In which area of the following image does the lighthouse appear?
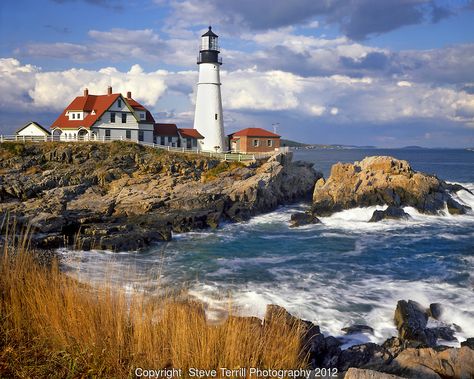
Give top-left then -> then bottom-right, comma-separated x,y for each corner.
193,26 -> 227,152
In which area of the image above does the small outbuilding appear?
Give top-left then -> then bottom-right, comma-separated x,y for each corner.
153,123 -> 204,149
16,121 -> 51,139
228,127 -> 281,153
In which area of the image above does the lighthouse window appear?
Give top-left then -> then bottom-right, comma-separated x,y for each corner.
215,113 -> 218,120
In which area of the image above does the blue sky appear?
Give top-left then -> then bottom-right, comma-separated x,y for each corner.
1,0 -> 474,147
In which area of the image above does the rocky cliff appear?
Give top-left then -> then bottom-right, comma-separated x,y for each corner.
312,156 -> 470,217
0,142 -> 321,251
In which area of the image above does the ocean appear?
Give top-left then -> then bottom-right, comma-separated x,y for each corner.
60,148 -> 474,348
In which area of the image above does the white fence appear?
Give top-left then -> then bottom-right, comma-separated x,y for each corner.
0,134 -> 289,162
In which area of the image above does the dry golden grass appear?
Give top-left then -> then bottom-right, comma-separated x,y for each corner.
0,232 -> 307,378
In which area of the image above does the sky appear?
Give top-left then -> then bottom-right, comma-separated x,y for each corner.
1,0 -> 474,147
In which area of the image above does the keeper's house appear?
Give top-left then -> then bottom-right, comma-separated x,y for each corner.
50,87 -> 155,142
228,127 -> 281,153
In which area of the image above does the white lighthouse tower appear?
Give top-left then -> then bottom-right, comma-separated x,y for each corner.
193,26 -> 227,152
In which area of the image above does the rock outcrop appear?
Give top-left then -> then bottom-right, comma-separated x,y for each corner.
344,368 -> 404,379
369,206 -> 411,222
289,212 -> 320,227
230,302 -> 473,378
385,346 -> 474,379
312,156 -> 470,217
0,142 -> 321,251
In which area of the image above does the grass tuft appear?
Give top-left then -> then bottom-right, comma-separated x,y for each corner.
0,232 -> 306,378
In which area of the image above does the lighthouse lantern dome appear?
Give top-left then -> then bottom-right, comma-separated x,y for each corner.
201,26 -> 219,51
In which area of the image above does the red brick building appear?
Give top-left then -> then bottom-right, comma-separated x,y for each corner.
228,128 -> 281,153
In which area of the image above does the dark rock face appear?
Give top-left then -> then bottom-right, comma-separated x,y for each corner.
428,303 -> 443,320
0,143 -> 321,251
394,300 -> 435,347
369,206 -> 410,222
461,338 -> 474,349
312,156 -> 470,217
394,300 -> 459,347
289,212 -> 320,227
337,343 -> 393,372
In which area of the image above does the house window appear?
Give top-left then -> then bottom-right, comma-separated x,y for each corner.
267,139 -> 273,147
105,129 -> 111,138
126,130 -> 131,139
110,112 -> 116,123
140,113 -> 145,119
138,131 -> 144,142
160,136 -> 165,145
72,113 -> 76,119
215,113 -> 218,120
253,139 -> 260,147
118,99 -> 122,108
167,136 -> 172,143
122,113 -> 127,123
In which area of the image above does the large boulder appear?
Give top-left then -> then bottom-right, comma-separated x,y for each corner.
394,300 -> 435,347
344,368 -> 404,379
312,156 -> 470,216
386,346 -> 474,379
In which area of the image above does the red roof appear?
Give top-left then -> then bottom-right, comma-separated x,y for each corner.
178,128 -> 204,139
229,127 -> 280,138
127,98 -> 155,123
154,123 -> 179,136
50,93 -> 154,129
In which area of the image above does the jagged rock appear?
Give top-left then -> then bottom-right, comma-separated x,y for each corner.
344,368 -> 404,379
428,303 -> 443,320
342,325 -> 375,335
430,326 -> 456,342
369,206 -> 411,222
461,338 -> 474,349
394,300 -> 436,347
0,142 -> 321,251
289,212 -> 320,227
337,343 -> 393,372
312,156 -> 470,217
386,346 -> 474,379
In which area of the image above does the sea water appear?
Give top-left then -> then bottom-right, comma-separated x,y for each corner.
60,149 -> 474,347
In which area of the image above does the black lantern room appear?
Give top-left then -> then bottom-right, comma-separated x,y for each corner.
197,26 -> 222,65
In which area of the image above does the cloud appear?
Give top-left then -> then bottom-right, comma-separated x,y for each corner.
165,0 -> 459,40
222,69 -> 303,110
2,58 -> 473,141
51,0 -> 123,11
0,58 -> 168,113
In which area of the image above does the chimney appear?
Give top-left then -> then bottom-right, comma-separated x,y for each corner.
107,86 -> 112,95
127,91 -> 132,99
83,88 -> 89,97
